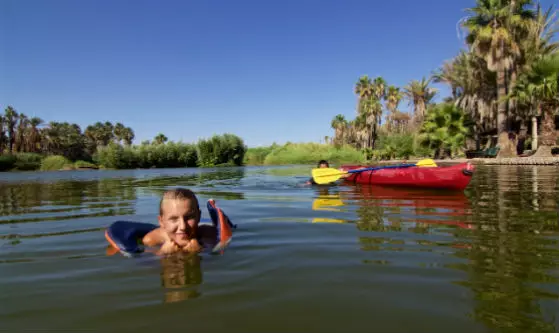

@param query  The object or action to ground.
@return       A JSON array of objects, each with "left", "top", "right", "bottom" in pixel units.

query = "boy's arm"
[{"left": 142, "top": 228, "right": 166, "bottom": 247}]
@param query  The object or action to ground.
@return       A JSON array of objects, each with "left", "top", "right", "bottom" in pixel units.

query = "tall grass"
[{"left": 244, "top": 142, "right": 365, "bottom": 165}]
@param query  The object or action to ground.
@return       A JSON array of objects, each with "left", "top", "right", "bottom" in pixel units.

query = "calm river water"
[{"left": 1, "top": 164, "right": 558, "bottom": 333}]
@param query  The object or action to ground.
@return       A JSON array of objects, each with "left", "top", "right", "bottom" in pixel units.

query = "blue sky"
[{"left": 1, "top": 0, "right": 556, "bottom": 147}]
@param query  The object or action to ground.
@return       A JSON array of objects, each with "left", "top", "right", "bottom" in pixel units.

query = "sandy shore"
[{"left": 367, "top": 157, "right": 559, "bottom": 166}]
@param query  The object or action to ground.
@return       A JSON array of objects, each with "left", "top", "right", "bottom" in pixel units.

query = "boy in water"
[
  {"left": 305, "top": 159, "right": 349, "bottom": 185},
  {"left": 306, "top": 160, "right": 332, "bottom": 185},
  {"left": 143, "top": 188, "right": 204, "bottom": 255}
]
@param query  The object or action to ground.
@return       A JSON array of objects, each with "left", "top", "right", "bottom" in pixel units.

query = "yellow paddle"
[{"left": 311, "top": 159, "right": 437, "bottom": 185}]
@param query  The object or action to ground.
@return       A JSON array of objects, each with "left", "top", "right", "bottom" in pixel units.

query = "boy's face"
[
  {"left": 158, "top": 198, "right": 201, "bottom": 246},
  {"left": 319, "top": 163, "right": 329, "bottom": 168}
]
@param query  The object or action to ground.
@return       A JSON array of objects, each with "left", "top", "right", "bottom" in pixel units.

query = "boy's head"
[
  {"left": 158, "top": 188, "right": 201, "bottom": 246},
  {"left": 318, "top": 160, "right": 329, "bottom": 168}
]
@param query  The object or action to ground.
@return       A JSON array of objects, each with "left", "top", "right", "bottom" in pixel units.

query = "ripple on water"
[{"left": 0, "top": 165, "right": 558, "bottom": 333}]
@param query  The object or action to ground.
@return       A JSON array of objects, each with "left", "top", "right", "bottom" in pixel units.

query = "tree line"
[
  {"left": 331, "top": 0, "right": 559, "bottom": 159},
  {"left": 0, "top": 105, "right": 247, "bottom": 171}
]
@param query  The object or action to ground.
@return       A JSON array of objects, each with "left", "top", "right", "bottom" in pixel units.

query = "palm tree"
[
  {"left": 331, "top": 114, "right": 347, "bottom": 145},
  {"left": 509, "top": 53, "right": 559, "bottom": 157},
  {"left": 403, "top": 77, "right": 438, "bottom": 126},
  {"left": 460, "top": 0, "right": 536, "bottom": 157},
  {"left": 0, "top": 115, "right": 5, "bottom": 154},
  {"left": 154, "top": 133, "right": 168, "bottom": 145},
  {"left": 361, "top": 95, "right": 383, "bottom": 148},
  {"left": 432, "top": 60, "right": 459, "bottom": 99},
  {"left": 113, "top": 122, "right": 125, "bottom": 144},
  {"left": 14, "top": 113, "right": 28, "bottom": 152},
  {"left": 384, "top": 86, "right": 403, "bottom": 131},
  {"left": 354, "top": 75, "right": 373, "bottom": 112},
  {"left": 372, "top": 77, "right": 387, "bottom": 101},
  {"left": 4, "top": 106, "right": 18, "bottom": 153},
  {"left": 28, "top": 117, "right": 43, "bottom": 152},
  {"left": 122, "top": 127, "right": 135, "bottom": 145}
]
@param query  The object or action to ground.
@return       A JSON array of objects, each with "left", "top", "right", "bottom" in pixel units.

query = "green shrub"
[
  {"left": 13, "top": 153, "right": 44, "bottom": 171},
  {"left": 95, "top": 141, "right": 199, "bottom": 169},
  {"left": 74, "top": 160, "right": 98, "bottom": 169},
  {"left": 370, "top": 133, "right": 434, "bottom": 160},
  {"left": 0, "top": 155, "right": 17, "bottom": 171},
  {"left": 197, "top": 134, "right": 247, "bottom": 167},
  {"left": 40, "top": 155, "right": 71, "bottom": 171}
]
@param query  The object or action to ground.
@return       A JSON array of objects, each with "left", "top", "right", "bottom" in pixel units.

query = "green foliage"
[
  {"left": 244, "top": 142, "right": 365, "bottom": 165},
  {"left": 93, "top": 143, "right": 128, "bottom": 169},
  {"left": 244, "top": 146, "right": 275, "bottom": 165},
  {"left": 94, "top": 141, "right": 200, "bottom": 169},
  {"left": 370, "top": 133, "right": 431, "bottom": 160},
  {"left": 0, "top": 155, "right": 16, "bottom": 171},
  {"left": 0, "top": 153, "right": 48, "bottom": 171},
  {"left": 40, "top": 155, "right": 71, "bottom": 171},
  {"left": 13, "top": 153, "right": 43, "bottom": 171},
  {"left": 196, "top": 134, "right": 247, "bottom": 167},
  {"left": 136, "top": 142, "right": 198, "bottom": 168},
  {"left": 417, "top": 103, "right": 469, "bottom": 157},
  {"left": 74, "top": 160, "right": 97, "bottom": 169}
]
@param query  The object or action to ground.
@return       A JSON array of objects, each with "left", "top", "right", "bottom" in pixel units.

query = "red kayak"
[{"left": 339, "top": 162, "right": 475, "bottom": 191}]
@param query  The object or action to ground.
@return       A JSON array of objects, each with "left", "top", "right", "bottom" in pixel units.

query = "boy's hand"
[
  {"left": 183, "top": 239, "right": 202, "bottom": 253},
  {"left": 158, "top": 240, "right": 180, "bottom": 255}
]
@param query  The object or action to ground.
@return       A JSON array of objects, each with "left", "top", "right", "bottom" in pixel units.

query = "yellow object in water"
[{"left": 312, "top": 217, "right": 347, "bottom": 224}]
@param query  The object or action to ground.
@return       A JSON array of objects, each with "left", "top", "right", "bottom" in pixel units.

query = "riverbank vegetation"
[
  {"left": 0, "top": 106, "right": 246, "bottom": 171},
  {"left": 330, "top": 1, "right": 559, "bottom": 160},
  {"left": 243, "top": 142, "right": 365, "bottom": 165}
]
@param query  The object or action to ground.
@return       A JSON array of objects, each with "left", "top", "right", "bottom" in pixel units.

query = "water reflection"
[
  {"left": 311, "top": 187, "right": 347, "bottom": 223},
  {"left": 311, "top": 185, "right": 473, "bottom": 232},
  {"left": 0, "top": 178, "right": 137, "bottom": 224},
  {"left": 467, "top": 165, "right": 559, "bottom": 233},
  {"left": 160, "top": 253, "right": 203, "bottom": 304},
  {"left": 1, "top": 165, "right": 558, "bottom": 333},
  {"left": 310, "top": 167, "right": 559, "bottom": 333},
  {"left": 134, "top": 168, "right": 246, "bottom": 190},
  {"left": 455, "top": 165, "right": 559, "bottom": 333}
]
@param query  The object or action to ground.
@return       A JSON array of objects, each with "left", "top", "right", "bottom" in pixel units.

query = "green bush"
[
  {"left": 417, "top": 103, "right": 469, "bottom": 158},
  {"left": 370, "top": 133, "right": 432, "bottom": 160},
  {"left": 74, "top": 160, "right": 98, "bottom": 169},
  {"left": 40, "top": 155, "right": 71, "bottom": 171},
  {"left": 94, "top": 141, "right": 199, "bottom": 169},
  {"left": 197, "top": 134, "right": 247, "bottom": 167},
  {"left": 136, "top": 141, "right": 197, "bottom": 168},
  {"left": 0, "top": 155, "right": 17, "bottom": 171},
  {"left": 13, "top": 153, "right": 44, "bottom": 171}
]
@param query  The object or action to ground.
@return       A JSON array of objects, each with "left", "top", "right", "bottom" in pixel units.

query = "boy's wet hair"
[
  {"left": 318, "top": 160, "right": 329, "bottom": 167},
  {"left": 159, "top": 188, "right": 200, "bottom": 216}
]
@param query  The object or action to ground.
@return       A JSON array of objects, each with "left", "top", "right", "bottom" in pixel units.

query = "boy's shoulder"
[{"left": 142, "top": 228, "right": 165, "bottom": 246}]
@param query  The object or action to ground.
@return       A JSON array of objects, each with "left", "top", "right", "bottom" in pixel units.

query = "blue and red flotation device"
[{"left": 105, "top": 199, "right": 236, "bottom": 256}]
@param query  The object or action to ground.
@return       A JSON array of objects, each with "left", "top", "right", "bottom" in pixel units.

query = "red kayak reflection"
[{"left": 339, "top": 185, "right": 474, "bottom": 230}]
